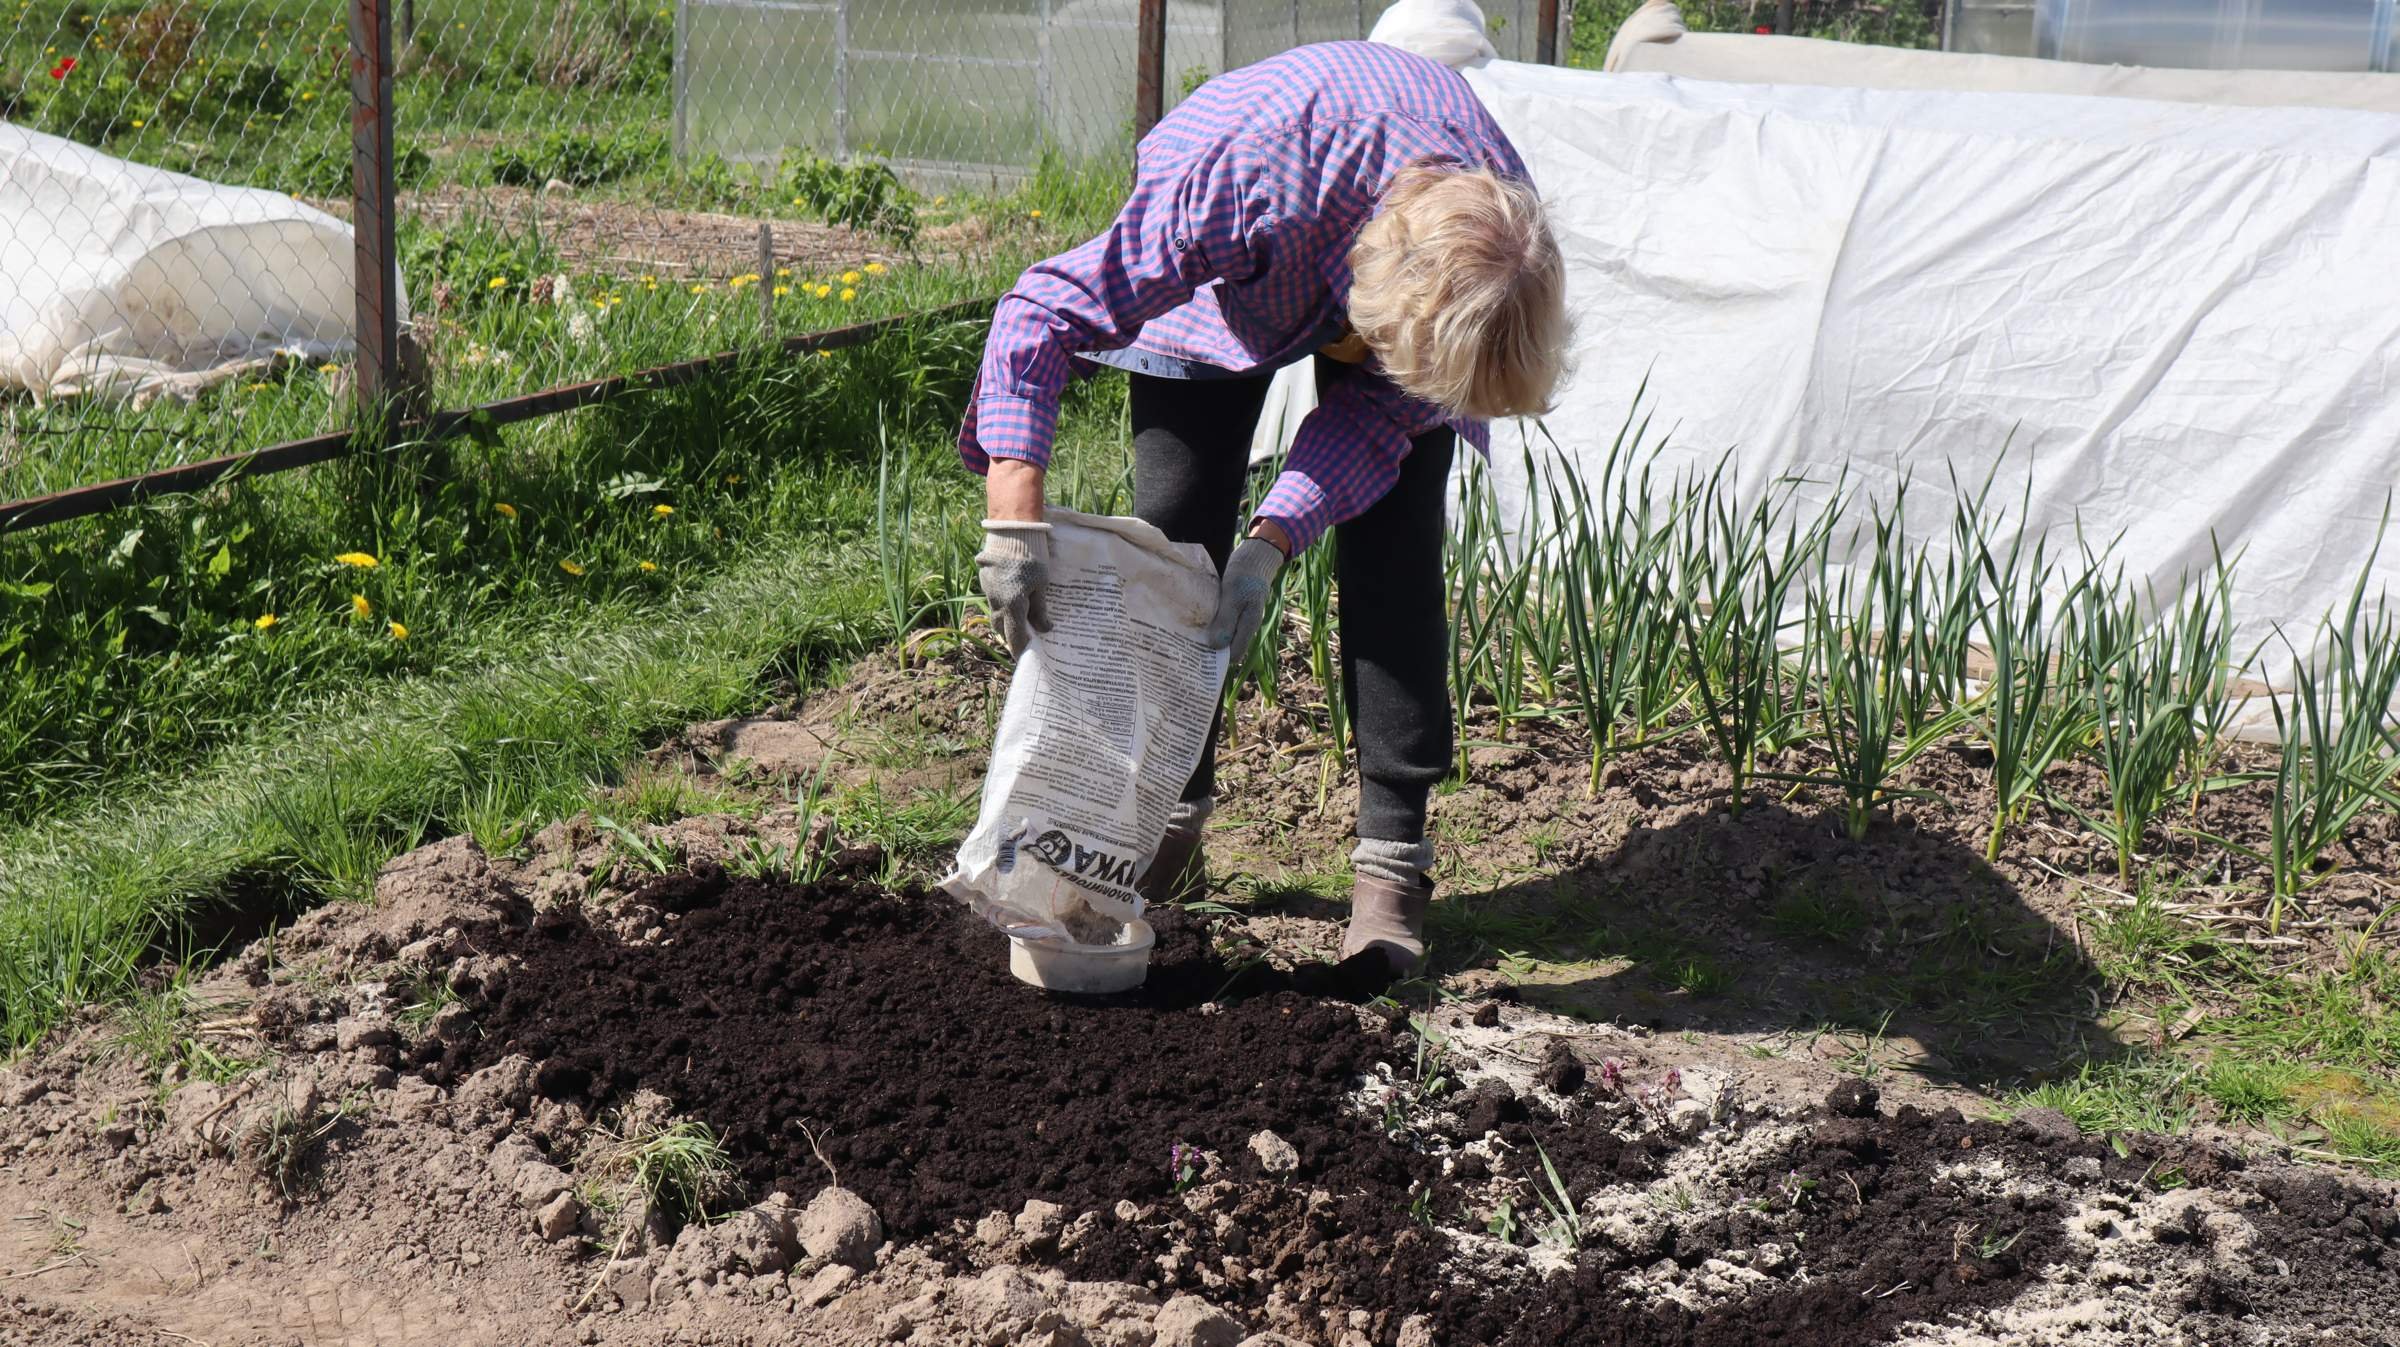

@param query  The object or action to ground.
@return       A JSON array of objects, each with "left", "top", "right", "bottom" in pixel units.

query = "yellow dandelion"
[
  {"left": 495, "top": 502, "right": 518, "bottom": 520},
  {"left": 773, "top": 285, "right": 791, "bottom": 297},
  {"left": 723, "top": 473, "right": 742, "bottom": 485},
  {"left": 690, "top": 283, "right": 709, "bottom": 295},
  {"left": 335, "top": 551, "right": 378, "bottom": 568},
  {"left": 299, "top": 91, "right": 314, "bottom": 101},
  {"left": 816, "top": 349, "right": 831, "bottom": 359},
  {"left": 934, "top": 195, "right": 947, "bottom": 205},
  {"left": 320, "top": 363, "right": 339, "bottom": 375},
  {"left": 639, "top": 560, "right": 658, "bottom": 573},
  {"left": 864, "top": 262, "right": 887, "bottom": 276},
  {"left": 813, "top": 284, "right": 832, "bottom": 299},
  {"left": 130, "top": 119, "right": 145, "bottom": 129},
  {"left": 487, "top": 276, "right": 508, "bottom": 290},
  {"left": 1029, "top": 209, "right": 1043, "bottom": 220},
  {"left": 560, "top": 559, "right": 586, "bottom": 577},
  {"left": 775, "top": 267, "right": 792, "bottom": 278},
  {"left": 388, "top": 620, "right": 409, "bottom": 640},
  {"left": 841, "top": 270, "right": 861, "bottom": 285},
  {"left": 840, "top": 287, "right": 856, "bottom": 303},
  {"left": 652, "top": 503, "right": 675, "bottom": 519},
  {"left": 351, "top": 593, "right": 373, "bottom": 619},
  {"left": 254, "top": 613, "right": 278, "bottom": 631}
]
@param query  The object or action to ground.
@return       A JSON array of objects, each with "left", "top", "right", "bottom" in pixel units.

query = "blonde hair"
[{"left": 1346, "top": 162, "right": 1568, "bottom": 420}]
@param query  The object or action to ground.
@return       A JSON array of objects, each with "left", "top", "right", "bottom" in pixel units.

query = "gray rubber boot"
[
  {"left": 1341, "top": 838, "right": 1435, "bottom": 974},
  {"left": 1139, "top": 798, "right": 1212, "bottom": 907}
]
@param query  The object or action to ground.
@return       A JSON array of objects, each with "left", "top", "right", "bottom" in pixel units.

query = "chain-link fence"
[{"left": 2, "top": 1, "right": 1564, "bottom": 527}]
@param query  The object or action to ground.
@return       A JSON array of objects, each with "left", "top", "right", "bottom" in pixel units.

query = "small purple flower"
[
  {"left": 1599, "top": 1058, "right": 1626, "bottom": 1091},
  {"left": 1664, "top": 1067, "right": 1683, "bottom": 1093}
]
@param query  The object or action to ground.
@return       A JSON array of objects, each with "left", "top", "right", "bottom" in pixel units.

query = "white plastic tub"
[{"left": 1007, "top": 919, "right": 1156, "bottom": 995}]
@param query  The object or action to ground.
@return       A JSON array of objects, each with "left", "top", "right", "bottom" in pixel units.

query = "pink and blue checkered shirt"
[{"left": 958, "top": 41, "right": 1528, "bottom": 554}]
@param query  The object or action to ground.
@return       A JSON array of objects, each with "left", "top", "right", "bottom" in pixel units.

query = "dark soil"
[{"left": 386, "top": 863, "right": 2400, "bottom": 1346}]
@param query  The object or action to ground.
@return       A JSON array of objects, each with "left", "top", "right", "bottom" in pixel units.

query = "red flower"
[
  {"left": 48, "top": 56, "right": 76, "bottom": 78},
  {"left": 1754, "top": 24, "right": 1774, "bottom": 33}
]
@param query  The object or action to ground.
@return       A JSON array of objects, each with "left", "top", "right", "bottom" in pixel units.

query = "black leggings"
[{"left": 1128, "top": 361, "right": 1455, "bottom": 843}]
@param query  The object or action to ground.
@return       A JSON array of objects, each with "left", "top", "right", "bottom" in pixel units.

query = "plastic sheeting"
[
  {"left": 1456, "top": 62, "right": 2400, "bottom": 690},
  {"left": 1, "top": 124, "right": 392, "bottom": 403},
  {"left": 1604, "top": 0, "right": 2400, "bottom": 112}
]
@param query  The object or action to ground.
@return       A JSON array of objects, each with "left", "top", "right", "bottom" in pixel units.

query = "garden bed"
[{"left": 0, "top": 784, "right": 2392, "bottom": 1346}]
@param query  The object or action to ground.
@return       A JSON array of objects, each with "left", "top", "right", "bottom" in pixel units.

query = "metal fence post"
[
  {"left": 1038, "top": 0, "right": 1054, "bottom": 151},
  {"left": 1538, "top": 0, "right": 1562, "bottom": 62},
  {"left": 349, "top": 0, "right": 402, "bottom": 433},
  {"left": 834, "top": 0, "right": 851, "bottom": 159},
  {"left": 1136, "top": 0, "right": 1166, "bottom": 138}
]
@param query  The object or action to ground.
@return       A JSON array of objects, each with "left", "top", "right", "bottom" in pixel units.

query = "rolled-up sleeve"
[
  {"left": 960, "top": 172, "right": 1226, "bottom": 473},
  {"left": 1253, "top": 370, "right": 1480, "bottom": 554}
]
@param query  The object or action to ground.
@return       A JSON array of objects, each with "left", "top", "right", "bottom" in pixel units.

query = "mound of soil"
[
  {"left": 391, "top": 862, "right": 2400, "bottom": 1346},
  {"left": 419, "top": 862, "right": 1411, "bottom": 1241}
]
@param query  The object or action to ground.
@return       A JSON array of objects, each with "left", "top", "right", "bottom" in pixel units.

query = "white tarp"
[
  {"left": 1267, "top": 18, "right": 2400, "bottom": 692},
  {"left": 1607, "top": 20, "right": 2400, "bottom": 114},
  {"left": 1454, "top": 64, "right": 2400, "bottom": 689},
  {"left": 1, "top": 123, "right": 395, "bottom": 403}
]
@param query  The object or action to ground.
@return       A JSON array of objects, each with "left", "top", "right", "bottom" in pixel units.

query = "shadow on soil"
[{"left": 1420, "top": 799, "right": 2118, "bottom": 1094}]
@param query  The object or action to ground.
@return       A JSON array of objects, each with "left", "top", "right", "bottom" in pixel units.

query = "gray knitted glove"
[
  {"left": 1202, "top": 535, "right": 1286, "bottom": 655},
  {"left": 977, "top": 519, "right": 1054, "bottom": 658}
]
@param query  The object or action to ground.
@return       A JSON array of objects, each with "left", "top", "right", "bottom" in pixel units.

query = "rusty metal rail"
[{"left": 0, "top": 299, "right": 994, "bottom": 535}]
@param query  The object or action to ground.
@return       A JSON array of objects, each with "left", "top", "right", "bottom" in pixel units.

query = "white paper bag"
[{"left": 942, "top": 509, "right": 1228, "bottom": 946}]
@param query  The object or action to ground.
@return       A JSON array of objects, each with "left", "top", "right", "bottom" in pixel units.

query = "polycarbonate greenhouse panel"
[
  {"left": 676, "top": 0, "right": 840, "bottom": 166},
  {"left": 675, "top": 0, "right": 1548, "bottom": 188},
  {"left": 2035, "top": 0, "right": 2400, "bottom": 70}
]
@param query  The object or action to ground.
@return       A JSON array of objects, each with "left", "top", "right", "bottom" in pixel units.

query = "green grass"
[{"left": 2011, "top": 888, "right": 2400, "bottom": 1176}]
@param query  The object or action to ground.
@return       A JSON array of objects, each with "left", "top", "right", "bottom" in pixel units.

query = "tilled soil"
[
  {"left": 382, "top": 858, "right": 2400, "bottom": 1345},
  {"left": 2, "top": 832, "right": 2397, "bottom": 1345}
]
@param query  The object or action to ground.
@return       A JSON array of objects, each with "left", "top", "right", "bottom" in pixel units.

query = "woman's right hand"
[{"left": 978, "top": 460, "right": 1051, "bottom": 658}]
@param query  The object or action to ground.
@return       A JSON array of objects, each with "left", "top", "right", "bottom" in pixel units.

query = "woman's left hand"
[{"left": 1203, "top": 526, "right": 1290, "bottom": 655}]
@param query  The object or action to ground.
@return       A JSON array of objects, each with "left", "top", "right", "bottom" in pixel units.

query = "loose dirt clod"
[{"left": 799, "top": 1186, "right": 884, "bottom": 1267}]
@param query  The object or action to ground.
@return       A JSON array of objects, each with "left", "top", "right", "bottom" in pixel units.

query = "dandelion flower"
[
  {"left": 814, "top": 284, "right": 832, "bottom": 299},
  {"left": 388, "top": 620, "right": 409, "bottom": 640},
  {"left": 335, "top": 551, "right": 378, "bottom": 568},
  {"left": 351, "top": 593, "right": 373, "bottom": 619},
  {"left": 840, "top": 287, "right": 856, "bottom": 303},
  {"left": 1029, "top": 209, "right": 1043, "bottom": 219},
  {"left": 130, "top": 119, "right": 144, "bottom": 129},
  {"left": 841, "top": 270, "right": 861, "bottom": 285},
  {"left": 299, "top": 90, "right": 314, "bottom": 101},
  {"left": 775, "top": 267, "right": 792, "bottom": 278},
  {"left": 865, "top": 262, "right": 887, "bottom": 276},
  {"left": 690, "top": 284, "right": 709, "bottom": 295},
  {"left": 254, "top": 613, "right": 278, "bottom": 631},
  {"left": 773, "top": 285, "right": 790, "bottom": 297},
  {"left": 495, "top": 502, "right": 518, "bottom": 520},
  {"left": 639, "top": 560, "right": 658, "bottom": 573},
  {"left": 816, "top": 349, "right": 831, "bottom": 359},
  {"left": 488, "top": 276, "right": 508, "bottom": 290},
  {"left": 934, "top": 195, "right": 947, "bottom": 206},
  {"left": 320, "top": 363, "right": 339, "bottom": 375},
  {"left": 652, "top": 503, "right": 675, "bottom": 519},
  {"left": 560, "top": 559, "right": 586, "bottom": 577}
]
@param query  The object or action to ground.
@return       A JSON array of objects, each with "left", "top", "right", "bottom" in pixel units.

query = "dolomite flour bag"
[{"left": 943, "top": 509, "right": 1228, "bottom": 960}]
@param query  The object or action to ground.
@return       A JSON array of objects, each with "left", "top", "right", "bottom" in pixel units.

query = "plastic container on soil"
[{"left": 1006, "top": 917, "right": 1156, "bottom": 994}]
